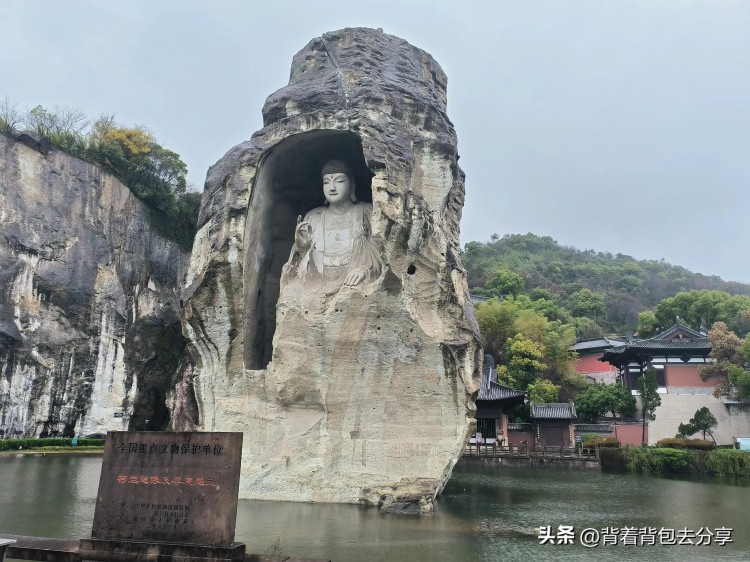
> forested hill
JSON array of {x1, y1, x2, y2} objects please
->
[{"x1": 463, "y1": 233, "x2": 750, "y2": 335}]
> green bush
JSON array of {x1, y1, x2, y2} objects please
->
[
  {"x1": 582, "y1": 436, "x2": 620, "y2": 448},
  {"x1": 598, "y1": 447, "x2": 626, "y2": 472},
  {"x1": 685, "y1": 439, "x2": 715, "y2": 450},
  {"x1": 0, "y1": 437, "x2": 105, "y2": 451},
  {"x1": 707, "y1": 449, "x2": 750, "y2": 478},
  {"x1": 622, "y1": 447, "x2": 690, "y2": 474},
  {"x1": 609, "y1": 447, "x2": 750, "y2": 478},
  {"x1": 687, "y1": 450, "x2": 710, "y2": 476},
  {"x1": 651, "y1": 449, "x2": 690, "y2": 473},
  {"x1": 657, "y1": 438, "x2": 715, "y2": 450}
]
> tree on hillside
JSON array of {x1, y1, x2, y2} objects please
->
[
  {"x1": 530, "y1": 297, "x2": 571, "y2": 323},
  {"x1": 677, "y1": 407, "x2": 718, "y2": 443},
  {"x1": 575, "y1": 384, "x2": 637, "y2": 422},
  {"x1": 636, "y1": 311, "x2": 659, "y2": 338},
  {"x1": 567, "y1": 289, "x2": 606, "y2": 321},
  {"x1": 497, "y1": 334, "x2": 546, "y2": 391},
  {"x1": 653, "y1": 291, "x2": 750, "y2": 336},
  {"x1": 558, "y1": 373, "x2": 590, "y2": 403},
  {"x1": 513, "y1": 308, "x2": 548, "y2": 346},
  {"x1": 698, "y1": 322, "x2": 750, "y2": 399},
  {"x1": 475, "y1": 298, "x2": 517, "y2": 362},
  {"x1": 485, "y1": 268, "x2": 525, "y2": 298},
  {"x1": 638, "y1": 368, "x2": 661, "y2": 445},
  {"x1": 527, "y1": 379, "x2": 560, "y2": 403},
  {"x1": 475, "y1": 297, "x2": 577, "y2": 383},
  {"x1": 92, "y1": 118, "x2": 187, "y2": 196},
  {"x1": 542, "y1": 322, "x2": 577, "y2": 381},
  {"x1": 570, "y1": 316, "x2": 605, "y2": 339}
]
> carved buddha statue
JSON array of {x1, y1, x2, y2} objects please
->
[{"x1": 282, "y1": 159, "x2": 383, "y2": 294}]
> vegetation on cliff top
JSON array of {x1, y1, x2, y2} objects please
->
[
  {"x1": 1, "y1": 98, "x2": 200, "y2": 251},
  {"x1": 464, "y1": 233, "x2": 750, "y2": 336}
]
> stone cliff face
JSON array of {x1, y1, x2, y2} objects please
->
[
  {"x1": 0, "y1": 134, "x2": 187, "y2": 438},
  {"x1": 177, "y1": 28, "x2": 481, "y2": 512}
]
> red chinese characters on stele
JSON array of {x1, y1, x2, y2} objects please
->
[{"x1": 116, "y1": 475, "x2": 217, "y2": 487}]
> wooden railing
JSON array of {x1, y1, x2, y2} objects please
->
[{"x1": 463, "y1": 443, "x2": 599, "y2": 461}]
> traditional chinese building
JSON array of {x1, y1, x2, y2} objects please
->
[
  {"x1": 600, "y1": 324, "x2": 711, "y2": 392},
  {"x1": 572, "y1": 337, "x2": 625, "y2": 384},
  {"x1": 530, "y1": 402, "x2": 577, "y2": 447},
  {"x1": 599, "y1": 323, "x2": 750, "y2": 444},
  {"x1": 473, "y1": 355, "x2": 525, "y2": 444}
]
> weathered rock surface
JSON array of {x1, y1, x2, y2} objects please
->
[
  {"x1": 0, "y1": 133, "x2": 187, "y2": 437},
  {"x1": 177, "y1": 27, "x2": 480, "y2": 511}
]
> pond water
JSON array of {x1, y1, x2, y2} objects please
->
[{"x1": 0, "y1": 456, "x2": 748, "y2": 561}]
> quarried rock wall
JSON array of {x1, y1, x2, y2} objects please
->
[{"x1": 0, "y1": 134, "x2": 187, "y2": 437}]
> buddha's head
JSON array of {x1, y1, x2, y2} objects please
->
[{"x1": 321, "y1": 159, "x2": 356, "y2": 204}]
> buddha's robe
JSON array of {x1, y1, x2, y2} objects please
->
[{"x1": 286, "y1": 202, "x2": 382, "y2": 295}]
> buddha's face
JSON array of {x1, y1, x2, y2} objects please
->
[{"x1": 322, "y1": 172, "x2": 353, "y2": 205}]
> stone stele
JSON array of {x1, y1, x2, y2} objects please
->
[{"x1": 175, "y1": 27, "x2": 481, "y2": 513}]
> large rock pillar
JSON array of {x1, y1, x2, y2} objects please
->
[{"x1": 177, "y1": 27, "x2": 481, "y2": 512}]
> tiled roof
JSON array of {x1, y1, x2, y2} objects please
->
[
  {"x1": 604, "y1": 339, "x2": 710, "y2": 353},
  {"x1": 602, "y1": 340, "x2": 711, "y2": 364},
  {"x1": 574, "y1": 424, "x2": 613, "y2": 433},
  {"x1": 574, "y1": 324, "x2": 708, "y2": 357},
  {"x1": 479, "y1": 382, "x2": 527, "y2": 401},
  {"x1": 572, "y1": 337, "x2": 626, "y2": 352},
  {"x1": 477, "y1": 355, "x2": 526, "y2": 402},
  {"x1": 530, "y1": 402, "x2": 577, "y2": 420},
  {"x1": 648, "y1": 323, "x2": 705, "y2": 341},
  {"x1": 599, "y1": 323, "x2": 711, "y2": 366}
]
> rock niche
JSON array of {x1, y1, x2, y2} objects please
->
[{"x1": 176, "y1": 27, "x2": 481, "y2": 512}]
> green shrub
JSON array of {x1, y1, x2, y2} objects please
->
[
  {"x1": 621, "y1": 447, "x2": 648, "y2": 473},
  {"x1": 707, "y1": 449, "x2": 750, "y2": 478},
  {"x1": 622, "y1": 447, "x2": 690, "y2": 474},
  {"x1": 578, "y1": 433, "x2": 602, "y2": 444},
  {"x1": 582, "y1": 436, "x2": 620, "y2": 448},
  {"x1": 657, "y1": 438, "x2": 686, "y2": 449},
  {"x1": 619, "y1": 448, "x2": 750, "y2": 478},
  {"x1": 687, "y1": 450, "x2": 710, "y2": 476},
  {"x1": 0, "y1": 437, "x2": 105, "y2": 451},
  {"x1": 598, "y1": 447, "x2": 626, "y2": 472},
  {"x1": 657, "y1": 438, "x2": 715, "y2": 450},
  {"x1": 685, "y1": 439, "x2": 716, "y2": 451},
  {"x1": 650, "y1": 449, "x2": 690, "y2": 473}
]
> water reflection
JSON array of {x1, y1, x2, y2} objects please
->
[
  {"x1": 0, "y1": 457, "x2": 748, "y2": 561},
  {"x1": 0, "y1": 456, "x2": 98, "y2": 539}
]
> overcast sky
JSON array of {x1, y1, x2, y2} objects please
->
[{"x1": 2, "y1": 1, "x2": 749, "y2": 282}]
